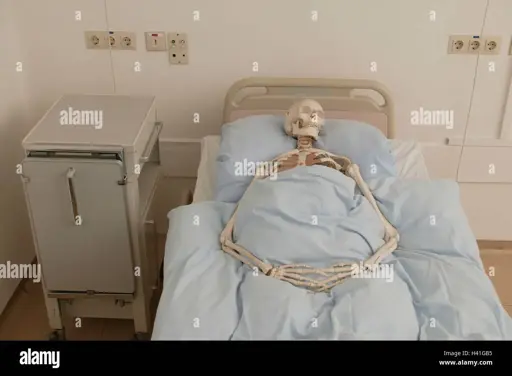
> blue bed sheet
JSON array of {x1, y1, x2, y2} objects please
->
[{"x1": 152, "y1": 166, "x2": 512, "y2": 340}]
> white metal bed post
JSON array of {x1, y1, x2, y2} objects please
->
[{"x1": 222, "y1": 77, "x2": 396, "y2": 139}]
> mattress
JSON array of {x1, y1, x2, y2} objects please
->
[{"x1": 193, "y1": 136, "x2": 430, "y2": 202}]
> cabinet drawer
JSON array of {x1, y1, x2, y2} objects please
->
[
  {"x1": 457, "y1": 147, "x2": 512, "y2": 183},
  {"x1": 480, "y1": 249, "x2": 512, "y2": 306}
]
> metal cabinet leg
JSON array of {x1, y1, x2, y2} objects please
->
[
  {"x1": 132, "y1": 299, "x2": 150, "y2": 333},
  {"x1": 132, "y1": 332, "x2": 150, "y2": 340},
  {"x1": 132, "y1": 280, "x2": 151, "y2": 335},
  {"x1": 44, "y1": 295, "x2": 66, "y2": 340},
  {"x1": 44, "y1": 295, "x2": 63, "y2": 330},
  {"x1": 48, "y1": 329, "x2": 66, "y2": 341}
]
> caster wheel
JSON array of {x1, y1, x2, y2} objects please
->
[
  {"x1": 133, "y1": 332, "x2": 149, "y2": 341},
  {"x1": 48, "y1": 329, "x2": 65, "y2": 341}
]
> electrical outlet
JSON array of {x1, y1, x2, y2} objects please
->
[
  {"x1": 168, "y1": 32, "x2": 188, "y2": 64},
  {"x1": 108, "y1": 31, "x2": 136, "y2": 50},
  {"x1": 145, "y1": 32, "x2": 167, "y2": 51},
  {"x1": 84, "y1": 31, "x2": 109, "y2": 49},
  {"x1": 467, "y1": 36, "x2": 482, "y2": 54},
  {"x1": 448, "y1": 35, "x2": 469, "y2": 54},
  {"x1": 481, "y1": 36, "x2": 501, "y2": 55}
]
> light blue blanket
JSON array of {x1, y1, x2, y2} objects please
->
[{"x1": 152, "y1": 166, "x2": 512, "y2": 340}]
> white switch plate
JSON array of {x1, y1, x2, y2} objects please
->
[
  {"x1": 84, "y1": 31, "x2": 109, "y2": 49},
  {"x1": 145, "y1": 32, "x2": 167, "y2": 51},
  {"x1": 168, "y1": 32, "x2": 188, "y2": 64},
  {"x1": 109, "y1": 31, "x2": 136, "y2": 50}
]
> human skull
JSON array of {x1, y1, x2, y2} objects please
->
[{"x1": 284, "y1": 99, "x2": 325, "y2": 140}]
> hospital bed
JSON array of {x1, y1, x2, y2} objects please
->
[{"x1": 152, "y1": 77, "x2": 512, "y2": 340}]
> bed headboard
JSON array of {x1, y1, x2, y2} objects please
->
[{"x1": 223, "y1": 77, "x2": 396, "y2": 138}]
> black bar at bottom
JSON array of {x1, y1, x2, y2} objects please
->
[{"x1": 0, "y1": 340, "x2": 507, "y2": 371}]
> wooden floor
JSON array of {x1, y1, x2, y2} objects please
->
[{"x1": 0, "y1": 240, "x2": 510, "y2": 340}]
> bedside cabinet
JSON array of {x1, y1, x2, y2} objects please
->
[{"x1": 20, "y1": 94, "x2": 163, "y2": 340}]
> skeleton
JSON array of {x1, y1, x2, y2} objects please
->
[{"x1": 219, "y1": 99, "x2": 400, "y2": 293}]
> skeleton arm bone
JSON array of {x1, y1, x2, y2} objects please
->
[
  {"x1": 320, "y1": 151, "x2": 398, "y2": 238},
  {"x1": 219, "y1": 151, "x2": 295, "y2": 274},
  {"x1": 318, "y1": 150, "x2": 400, "y2": 265},
  {"x1": 346, "y1": 163, "x2": 399, "y2": 265},
  {"x1": 346, "y1": 163, "x2": 399, "y2": 242},
  {"x1": 219, "y1": 172, "x2": 272, "y2": 273}
]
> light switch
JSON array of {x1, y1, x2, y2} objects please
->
[{"x1": 145, "y1": 32, "x2": 167, "y2": 51}]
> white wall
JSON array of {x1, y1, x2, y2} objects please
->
[
  {"x1": 13, "y1": 0, "x2": 512, "y2": 170},
  {"x1": 466, "y1": 0, "x2": 512, "y2": 140},
  {"x1": 2, "y1": 0, "x2": 512, "y2": 310},
  {"x1": 0, "y1": 0, "x2": 33, "y2": 313}
]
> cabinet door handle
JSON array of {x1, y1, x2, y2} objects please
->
[{"x1": 66, "y1": 168, "x2": 81, "y2": 225}]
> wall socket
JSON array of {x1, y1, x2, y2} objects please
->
[
  {"x1": 85, "y1": 31, "x2": 109, "y2": 49},
  {"x1": 467, "y1": 36, "x2": 482, "y2": 54},
  {"x1": 481, "y1": 36, "x2": 501, "y2": 55},
  {"x1": 85, "y1": 31, "x2": 136, "y2": 50},
  {"x1": 448, "y1": 35, "x2": 501, "y2": 55},
  {"x1": 108, "y1": 31, "x2": 136, "y2": 50},
  {"x1": 168, "y1": 32, "x2": 188, "y2": 64},
  {"x1": 448, "y1": 35, "x2": 470, "y2": 54}
]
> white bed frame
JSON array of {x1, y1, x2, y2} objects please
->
[
  {"x1": 222, "y1": 77, "x2": 396, "y2": 138},
  {"x1": 161, "y1": 76, "x2": 402, "y2": 180}
]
